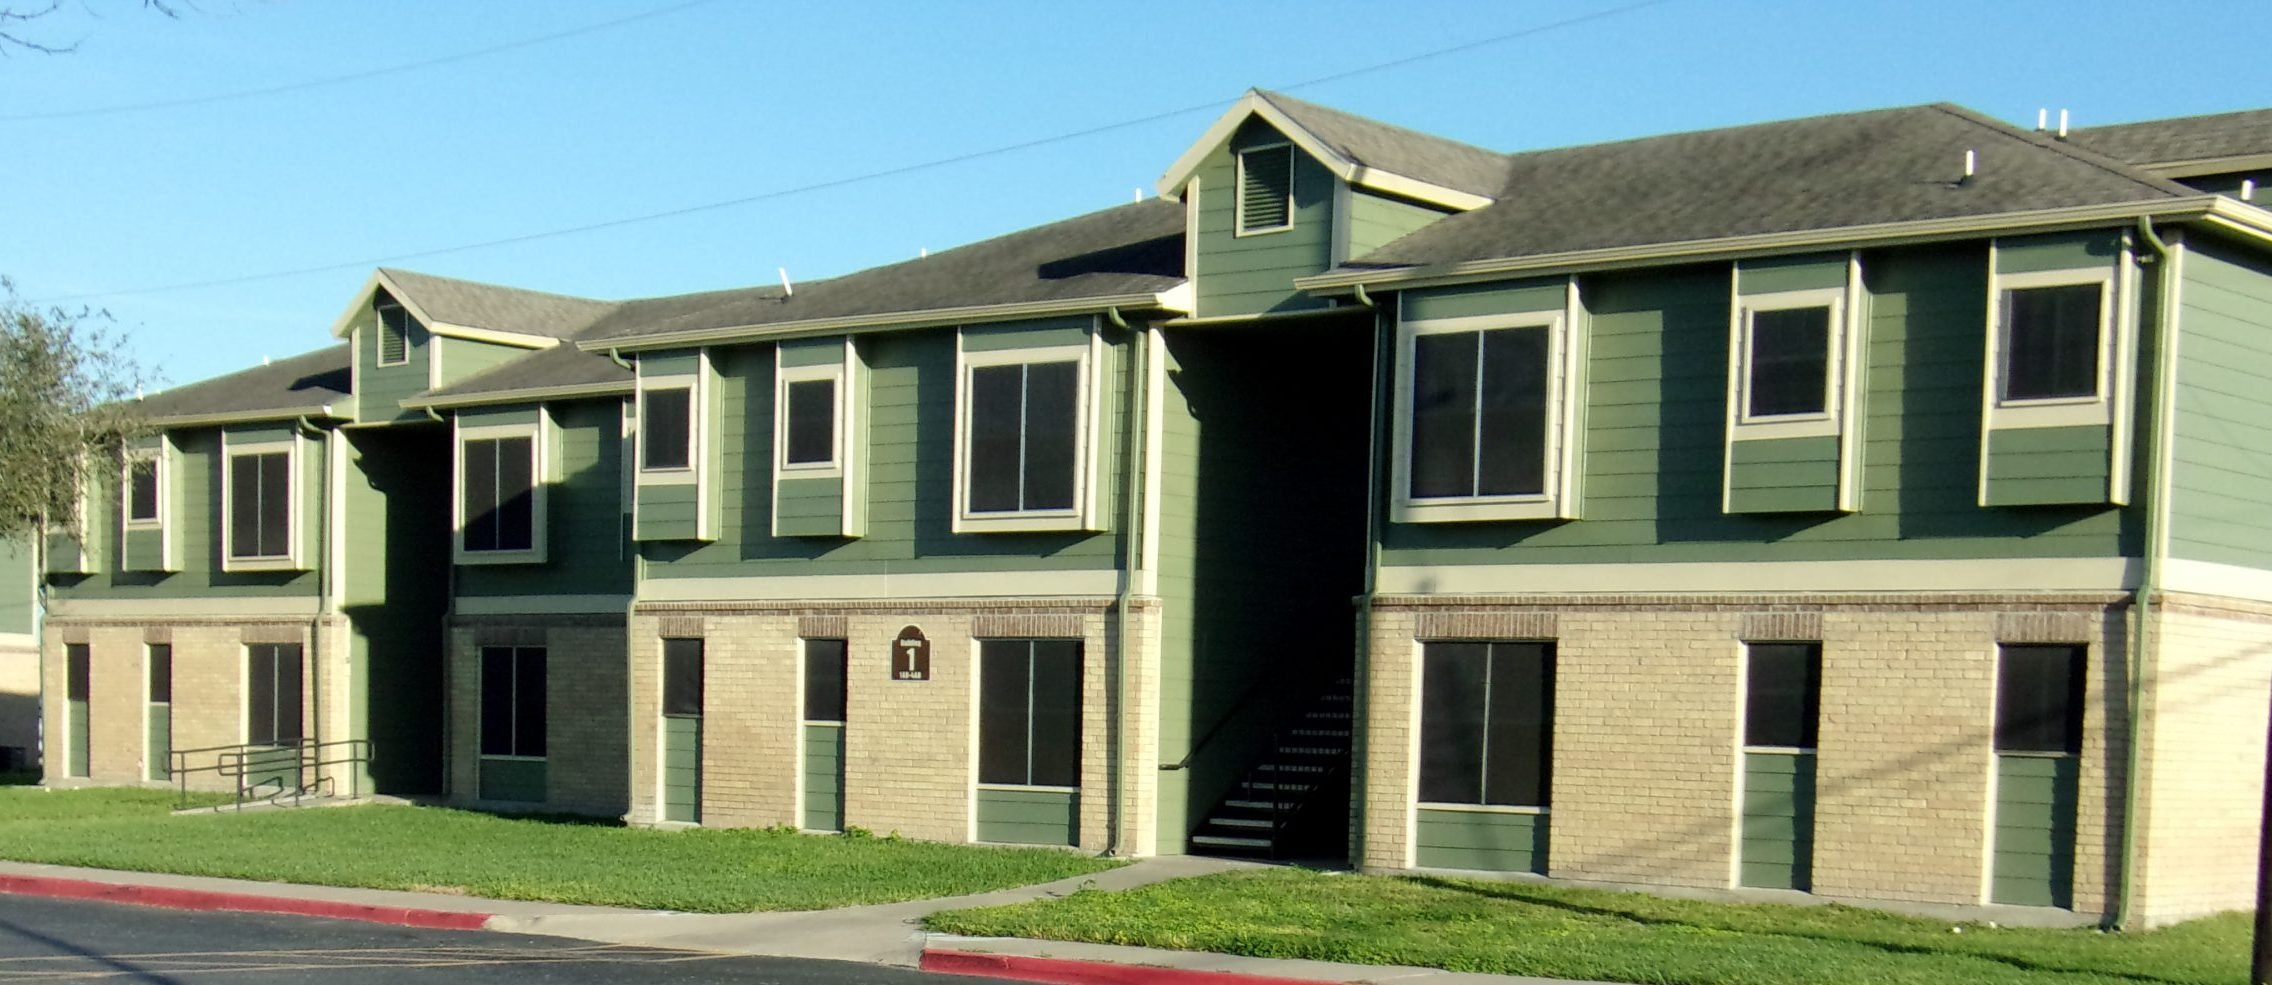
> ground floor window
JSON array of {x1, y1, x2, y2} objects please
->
[
  {"x1": 246, "y1": 643, "x2": 303, "y2": 747},
  {"x1": 1418, "y1": 641, "x2": 1553, "y2": 807},
  {"x1": 480, "y1": 646, "x2": 546, "y2": 759},
  {"x1": 977, "y1": 639, "x2": 1081, "y2": 788}
]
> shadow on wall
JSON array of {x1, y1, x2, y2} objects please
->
[{"x1": 0, "y1": 688, "x2": 38, "y2": 773}]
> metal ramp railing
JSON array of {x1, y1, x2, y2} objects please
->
[{"x1": 167, "y1": 738, "x2": 373, "y2": 811}]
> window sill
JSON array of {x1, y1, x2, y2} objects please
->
[
  {"x1": 977, "y1": 782, "x2": 1079, "y2": 794},
  {"x1": 455, "y1": 549, "x2": 549, "y2": 566},
  {"x1": 778, "y1": 462, "x2": 844, "y2": 479},
  {"x1": 222, "y1": 556, "x2": 304, "y2": 574},
  {"x1": 479, "y1": 754, "x2": 547, "y2": 763},
  {"x1": 637, "y1": 467, "x2": 697, "y2": 485},
  {"x1": 1988, "y1": 396, "x2": 2110, "y2": 429},
  {"x1": 956, "y1": 510, "x2": 1092, "y2": 534},
  {"x1": 1392, "y1": 496, "x2": 1561, "y2": 524},
  {"x1": 123, "y1": 519, "x2": 164, "y2": 531},
  {"x1": 1232, "y1": 223, "x2": 1293, "y2": 238},
  {"x1": 1416, "y1": 802, "x2": 1548, "y2": 815}
]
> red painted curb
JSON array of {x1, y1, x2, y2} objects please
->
[
  {"x1": 0, "y1": 874, "x2": 494, "y2": 931},
  {"x1": 922, "y1": 949, "x2": 1328, "y2": 985}
]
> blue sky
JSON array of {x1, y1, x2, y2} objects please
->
[{"x1": 2, "y1": 0, "x2": 2264, "y2": 389}]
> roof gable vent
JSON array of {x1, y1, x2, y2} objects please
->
[{"x1": 1236, "y1": 143, "x2": 1294, "y2": 234}]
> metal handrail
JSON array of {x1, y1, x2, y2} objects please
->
[{"x1": 169, "y1": 738, "x2": 373, "y2": 811}]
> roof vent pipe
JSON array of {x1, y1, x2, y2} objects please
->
[
  {"x1": 1961, "y1": 149, "x2": 1977, "y2": 184},
  {"x1": 2058, "y1": 109, "x2": 2070, "y2": 139},
  {"x1": 778, "y1": 267, "x2": 794, "y2": 298},
  {"x1": 2036, "y1": 108, "x2": 2048, "y2": 132},
  {"x1": 2244, "y1": 178, "x2": 2257, "y2": 203}
]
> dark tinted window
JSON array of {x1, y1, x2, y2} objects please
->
[
  {"x1": 248, "y1": 644, "x2": 303, "y2": 745},
  {"x1": 1419, "y1": 641, "x2": 1554, "y2": 807},
  {"x1": 1748, "y1": 306, "x2": 1831, "y2": 417},
  {"x1": 480, "y1": 645, "x2": 547, "y2": 758},
  {"x1": 978, "y1": 639, "x2": 1082, "y2": 787},
  {"x1": 229, "y1": 451, "x2": 292, "y2": 559},
  {"x1": 1410, "y1": 327, "x2": 1550, "y2": 500},
  {"x1": 2003, "y1": 284, "x2": 2101, "y2": 401},
  {"x1": 1475, "y1": 328, "x2": 1549, "y2": 496},
  {"x1": 662, "y1": 638, "x2": 704, "y2": 717},
  {"x1": 1745, "y1": 642, "x2": 1821, "y2": 748},
  {"x1": 65, "y1": 644, "x2": 88, "y2": 702},
  {"x1": 1022, "y1": 362, "x2": 1079, "y2": 511},
  {"x1": 127, "y1": 458, "x2": 159, "y2": 522},
  {"x1": 462, "y1": 436, "x2": 535, "y2": 553},
  {"x1": 1409, "y1": 332, "x2": 1478, "y2": 500},
  {"x1": 642, "y1": 388, "x2": 693, "y2": 471},
  {"x1": 783, "y1": 379, "x2": 836, "y2": 466},
  {"x1": 803, "y1": 639, "x2": 847, "y2": 722},
  {"x1": 966, "y1": 361, "x2": 1081, "y2": 514},
  {"x1": 1997, "y1": 644, "x2": 2085, "y2": 754},
  {"x1": 147, "y1": 644, "x2": 171, "y2": 704},
  {"x1": 967, "y1": 365, "x2": 1023, "y2": 512}
]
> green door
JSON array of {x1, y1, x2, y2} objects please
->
[
  {"x1": 661, "y1": 638, "x2": 703, "y2": 824},
  {"x1": 802, "y1": 639, "x2": 847, "y2": 832},
  {"x1": 64, "y1": 644, "x2": 89, "y2": 778},
  {"x1": 147, "y1": 644, "x2": 172, "y2": 782},
  {"x1": 1991, "y1": 645, "x2": 2084, "y2": 908}
]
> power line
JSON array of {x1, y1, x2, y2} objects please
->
[
  {"x1": 32, "y1": 0, "x2": 1677, "y2": 304},
  {"x1": 0, "y1": 0, "x2": 723, "y2": 122}
]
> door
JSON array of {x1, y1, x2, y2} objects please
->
[
  {"x1": 146, "y1": 644, "x2": 172, "y2": 781},
  {"x1": 64, "y1": 644, "x2": 89, "y2": 778},
  {"x1": 801, "y1": 639, "x2": 847, "y2": 832},
  {"x1": 244, "y1": 643, "x2": 305, "y2": 793},
  {"x1": 660, "y1": 638, "x2": 703, "y2": 823}
]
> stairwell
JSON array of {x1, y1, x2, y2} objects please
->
[{"x1": 1188, "y1": 676, "x2": 1353, "y2": 859}]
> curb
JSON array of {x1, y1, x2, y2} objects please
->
[
  {"x1": 0, "y1": 874, "x2": 495, "y2": 931},
  {"x1": 922, "y1": 949, "x2": 1327, "y2": 985}
]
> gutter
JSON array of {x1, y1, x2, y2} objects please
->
[
  {"x1": 2118, "y1": 217, "x2": 2181, "y2": 930},
  {"x1": 576, "y1": 293, "x2": 1175, "y2": 355},
  {"x1": 402, "y1": 381, "x2": 635, "y2": 412},
  {"x1": 144, "y1": 407, "x2": 354, "y2": 430}
]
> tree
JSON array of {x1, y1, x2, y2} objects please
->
[
  {"x1": 0, "y1": 278, "x2": 151, "y2": 549},
  {"x1": 1, "y1": 1, "x2": 177, "y2": 56}
]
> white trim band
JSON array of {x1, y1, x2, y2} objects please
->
[
  {"x1": 1375, "y1": 557, "x2": 2136, "y2": 595},
  {"x1": 637, "y1": 569, "x2": 1124, "y2": 602}
]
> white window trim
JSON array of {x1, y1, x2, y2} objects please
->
[
  {"x1": 635, "y1": 374, "x2": 702, "y2": 486},
  {"x1": 951, "y1": 331, "x2": 1103, "y2": 534},
  {"x1": 375, "y1": 302, "x2": 411, "y2": 368},
  {"x1": 1232, "y1": 142, "x2": 1295, "y2": 238},
  {"x1": 774, "y1": 346, "x2": 849, "y2": 479},
  {"x1": 1390, "y1": 283, "x2": 1584, "y2": 524},
  {"x1": 453, "y1": 411, "x2": 552, "y2": 566},
  {"x1": 1726, "y1": 285, "x2": 1849, "y2": 440},
  {"x1": 119, "y1": 436, "x2": 178, "y2": 573},
  {"x1": 219, "y1": 433, "x2": 304, "y2": 573},
  {"x1": 1981, "y1": 259, "x2": 2121, "y2": 430}
]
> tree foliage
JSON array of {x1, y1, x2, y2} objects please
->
[
  {"x1": 0, "y1": 1, "x2": 177, "y2": 56},
  {"x1": 0, "y1": 278, "x2": 150, "y2": 545}
]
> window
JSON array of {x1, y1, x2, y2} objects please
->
[
  {"x1": 784, "y1": 380, "x2": 836, "y2": 466},
  {"x1": 246, "y1": 643, "x2": 304, "y2": 747},
  {"x1": 662, "y1": 638, "x2": 704, "y2": 718},
  {"x1": 223, "y1": 438, "x2": 297, "y2": 568},
  {"x1": 1746, "y1": 306, "x2": 1832, "y2": 419},
  {"x1": 776, "y1": 347, "x2": 848, "y2": 473},
  {"x1": 125, "y1": 456, "x2": 160, "y2": 525},
  {"x1": 459, "y1": 430, "x2": 539, "y2": 557},
  {"x1": 1744, "y1": 643, "x2": 1820, "y2": 749},
  {"x1": 956, "y1": 336, "x2": 1096, "y2": 533},
  {"x1": 642, "y1": 387, "x2": 693, "y2": 471},
  {"x1": 1235, "y1": 143, "x2": 1294, "y2": 235},
  {"x1": 376, "y1": 302, "x2": 413, "y2": 367},
  {"x1": 804, "y1": 639, "x2": 847, "y2": 723},
  {"x1": 978, "y1": 639, "x2": 1081, "y2": 788},
  {"x1": 1394, "y1": 303, "x2": 1580, "y2": 523},
  {"x1": 147, "y1": 644, "x2": 172, "y2": 705},
  {"x1": 480, "y1": 646, "x2": 546, "y2": 758},
  {"x1": 1996, "y1": 644, "x2": 2085, "y2": 755},
  {"x1": 2000, "y1": 284, "x2": 2103, "y2": 402},
  {"x1": 1419, "y1": 641, "x2": 1554, "y2": 807}
]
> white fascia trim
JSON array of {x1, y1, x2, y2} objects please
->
[
  {"x1": 1138, "y1": 327, "x2": 1165, "y2": 596},
  {"x1": 1153, "y1": 91, "x2": 1494, "y2": 211},
  {"x1": 1374, "y1": 557, "x2": 2136, "y2": 596},
  {"x1": 145, "y1": 407, "x2": 349, "y2": 430},
  {"x1": 2138, "y1": 152, "x2": 2272, "y2": 179},
  {"x1": 951, "y1": 331, "x2": 1103, "y2": 534},
  {"x1": 218, "y1": 432, "x2": 306, "y2": 573},
  {"x1": 576, "y1": 293, "x2": 1168, "y2": 354},
  {"x1": 425, "y1": 322, "x2": 561, "y2": 350},
  {"x1": 452, "y1": 411, "x2": 551, "y2": 566},
  {"x1": 454, "y1": 594, "x2": 633, "y2": 616},
  {"x1": 1296, "y1": 197, "x2": 2228, "y2": 294},
  {"x1": 637, "y1": 569, "x2": 1124, "y2": 602},
  {"x1": 403, "y1": 381, "x2": 635, "y2": 411},
  {"x1": 45, "y1": 596, "x2": 324, "y2": 619},
  {"x1": 1389, "y1": 298, "x2": 1578, "y2": 524},
  {"x1": 328, "y1": 271, "x2": 412, "y2": 340}
]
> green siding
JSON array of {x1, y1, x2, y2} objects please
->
[
  {"x1": 339, "y1": 427, "x2": 452, "y2": 796},
  {"x1": 455, "y1": 399, "x2": 633, "y2": 598},
  {"x1": 479, "y1": 758, "x2": 546, "y2": 803},
  {"x1": 458, "y1": 405, "x2": 541, "y2": 429},
  {"x1": 147, "y1": 703, "x2": 171, "y2": 781},
  {"x1": 662, "y1": 715, "x2": 701, "y2": 823},
  {"x1": 1995, "y1": 230, "x2": 2123, "y2": 275},
  {"x1": 976, "y1": 787, "x2": 1076, "y2": 846},
  {"x1": 121, "y1": 527, "x2": 167, "y2": 572},
  {"x1": 1414, "y1": 808, "x2": 1547, "y2": 873},
  {"x1": 802, "y1": 723, "x2": 844, "y2": 832},
  {"x1": 1991, "y1": 754, "x2": 2079, "y2": 908},
  {"x1": 1739, "y1": 752, "x2": 1816, "y2": 890},
  {"x1": 1726, "y1": 436, "x2": 1840, "y2": 514},
  {"x1": 962, "y1": 318, "x2": 1092, "y2": 351},
  {"x1": 2170, "y1": 238, "x2": 2272, "y2": 570},
  {"x1": 1404, "y1": 277, "x2": 1564, "y2": 322},
  {"x1": 1379, "y1": 245, "x2": 2143, "y2": 569},
  {"x1": 775, "y1": 476, "x2": 844, "y2": 538},
  {"x1": 1192, "y1": 119, "x2": 1336, "y2": 318},
  {"x1": 351, "y1": 297, "x2": 434, "y2": 426},
  {"x1": 642, "y1": 352, "x2": 703, "y2": 376},
  {"x1": 1982, "y1": 425, "x2": 2111, "y2": 506},
  {"x1": 635, "y1": 483, "x2": 703, "y2": 542},
  {"x1": 640, "y1": 329, "x2": 1127, "y2": 583},
  {"x1": 1738, "y1": 253, "x2": 1847, "y2": 295},
  {"x1": 434, "y1": 337, "x2": 537, "y2": 389},
  {"x1": 777, "y1": 338, "x2": 844, "y2": 368},
  {"x1": 1345, "y1": 190, "x2": 1448, "y2": 259}
]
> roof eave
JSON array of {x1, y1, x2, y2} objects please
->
[
  {"x1": 1295, "y1": 197, "x2": 2234, "y2": 295},
  {"x1": 403, "y1": 380, "x2": 634, "y2": 411},
  {"x1": 426, "y1": 322, "x2": 564, "y2": 350},
  {"x1": 577, "y1": 289, "x2": 1188, "y2": 354},
  {"x1": 143, "y1": 404, "x2": 354, "y2": 429},
  {"x1": 1153, "y1": 92, "x2": 1493, "y2": 211},
  {"x1": 2130, "y1": 151, "x2": 2272, "y2": 179}
]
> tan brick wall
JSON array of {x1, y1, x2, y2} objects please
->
[
  {"x1": 446, "y1": 617, "x2": 629, "y2": 817},
  {"x1": 1359, "y1": 594, "x2": 2128, "y2": 917},
  {"x1": 2131, "y1": 598, "x2": 2272, "y2": 926},
  {"x1": 625, "y1": 598, "x2": 1158, "y2": 854}
]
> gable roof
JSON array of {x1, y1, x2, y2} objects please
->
[
  {"x1": 576, "y1": 198, "x2": 1185, "y2": 350},
  {"x1": 2069, "y1": 107, "x2": 2272, "y2": 173},
  {"x1": 1307, "y1": 103, "x2": 2205, "y2": 283},
  {"x1": 1157, "y1": 89, "x2": 1502, "y2": 209},
  {"x1": 327, "y1": 268, "x2": 617, "y2": 345},
  {"x1": 137, "y1": 344, "x2": 352, "y2": 426}
]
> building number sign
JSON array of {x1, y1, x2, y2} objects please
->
[{"x1": 893, "y1": 626, "x2": 931, "y2": 682}]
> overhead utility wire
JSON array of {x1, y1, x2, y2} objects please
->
[
  {"x1": 0, "y1": 0, "x2": 724, "y2": 121},
  {"x1": 32, "y1": 0, "x2": 1676, "y2": 304}
]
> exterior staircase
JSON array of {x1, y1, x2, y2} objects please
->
[{"x1": 1188, "y1": 676, "x2": 1353, "y2": 858}]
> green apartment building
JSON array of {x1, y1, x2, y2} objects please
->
[{"x1": 35, "y1": 92, "x2": 2272, "y2": 927}]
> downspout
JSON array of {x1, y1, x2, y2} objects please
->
[
  {"x1": 2119, "y1": 217, "x2": 2176, "y2": 930},
  {"x1": 295, "y1": 416, "x2": 333, "y2": 794},
  {"x1": 1351, "y1": 286, "x2": 1384, "y2": 867},
  {"x1": 1105, "y1": 306, "x2": 1144, "y2": 857},
  {"x1": 606, "y1": 348, "x2": 633, "y2": 371}
]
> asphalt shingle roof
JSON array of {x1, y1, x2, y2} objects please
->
[
  {"x1": 138, "y1": 344, "x2": 351, "y2": 423},
  {"x1": 1333, "y1": 103, "x2": 2196, "y2": 272},
  {"x1": 1254, "y1": 89, "x2": 1509, "y2": 200},
  {"x1": 410, "y1": 341, "x2": 631, "y2": 405},
  {"x1": 2069, "y1": 107, "x2": 2272, "y2": 166},
  {"x1": 378, "y1": 268, "x2": 617, "y2": 341}
]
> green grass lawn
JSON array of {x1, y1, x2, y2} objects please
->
[
  {"x1": 0, "y1": 787, "x2": 1120, "y2": 913},
  {"x1": 925, "y1": 868, "x2": 2248, "y2": 985}
]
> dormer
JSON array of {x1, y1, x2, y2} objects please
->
[
  {"x1": 328, "y1": 269, "x2": 614, "y2": 426},
  {"x1": 1157, "y1": 89, "x2": 1503, "y2": 320}
]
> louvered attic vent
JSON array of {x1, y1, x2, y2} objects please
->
[
  {"x1": 377, "y1": 302, "x2": 411, "y2": 366},
  {"x1": 1237, "y1": 144, "x2": 1294, "y2": 234}
]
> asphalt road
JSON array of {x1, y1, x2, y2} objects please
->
[{"x1": 0, "y1": 895, "x2": 1015, "y2": 984}]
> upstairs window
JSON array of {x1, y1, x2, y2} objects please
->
[
  {"x1": 376, "y1": 302, "x2": 412, "y2": 367},
  {"x1": 459, "y1": 424, "x2": 541, "y2": 559},
  {"x1": 784, "y1": 379, "x2": 836, "y2": 467},
  {"x1": 776, "y1": 347, "x2": 848, "y2": 474},
  {"x1": 223, "y1": 436, "x2": 299, "y2": 569},
  {"x1": 1408, "y1": 322, "x2": 1550, "y2": 500},
  {"x1": 1235, "y1": 143, "x2": 1294, "y2": 235},
  {"x1": 2000, "y1": 283, "x2": 2103, "y2": 402},
  {"x1": 956, "y1": 334, "x2": 1097, "y2": 533},
  {"x1": 1745, "y1": 305, "x2": 1833, "y2": 419},
  {"x1": 641, "y1": 386, "x2": 693, "y2": 471}
]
